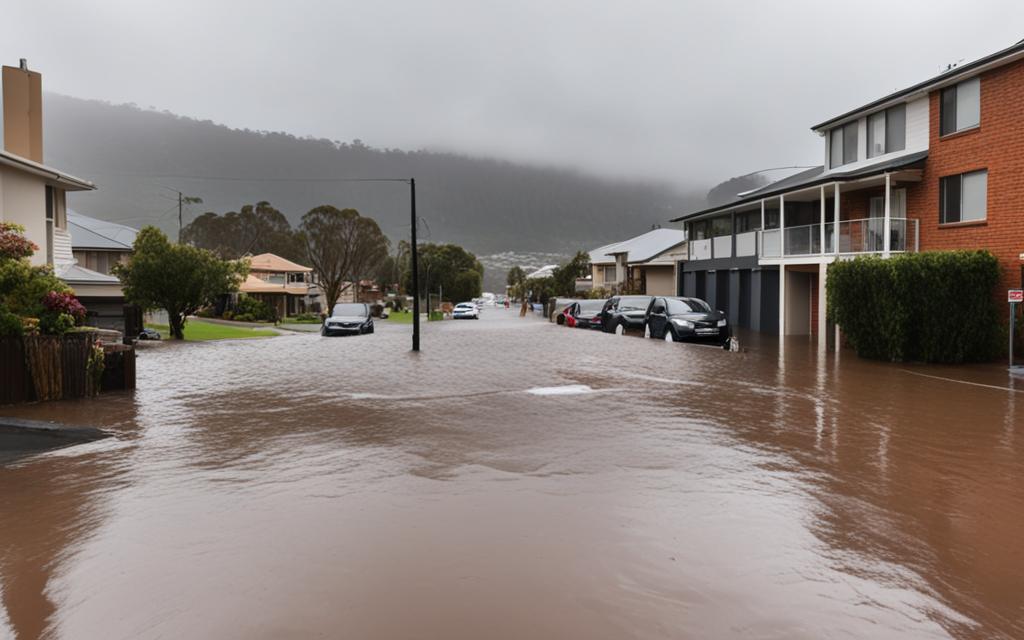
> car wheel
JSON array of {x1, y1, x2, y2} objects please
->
[
  {"x1": 614, "y1": 322, "x2": 626, "y2": 336},
  {"x1": 664, "y1": 328, "x2": 675, "y2": 342}
]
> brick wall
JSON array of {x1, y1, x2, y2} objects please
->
[{"x1": 915, "y1": 58, "x2": 1024, "y2": 313}]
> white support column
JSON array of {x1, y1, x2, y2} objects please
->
[
  {"x1": 818, "y1": 263, "x2": 828, "y2": 352},
  {"x1": 819, "y1": 185, "x2": 826, "y2": 254},
  {"x1": 759, "y1": 199, "x2": 766, "y2": 256},
  {"x1": 833, "y1": 182, "x2": 840, "y2": 256},
  {"x1": 883, "y1": 172, "x2": 892, "y2": 257},
  {"x1": 779, "y1": 194, "x2": 786, "y2": 257},
  {"x1": 778, "y1": 265, "x2": 786, "y2": 338}
]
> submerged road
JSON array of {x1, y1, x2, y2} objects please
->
[{"x1": 1, "y1": 308, "x2": 1022, "y2": 639}]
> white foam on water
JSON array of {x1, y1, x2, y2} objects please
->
[{"x1": 526, "y1": 385, "x2": 595, "y2": 396}]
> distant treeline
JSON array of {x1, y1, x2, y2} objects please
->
[{"x1": 44, "y1": 94, "x2": 708, "y2": 257}]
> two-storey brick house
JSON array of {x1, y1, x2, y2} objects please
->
[{"x1": 673, "y1": 39, "x2": 1024, "y2": 344}]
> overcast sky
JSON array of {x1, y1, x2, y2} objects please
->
[{"x1": 3, "y1": 0, "x2": 1023, "y2": 187}]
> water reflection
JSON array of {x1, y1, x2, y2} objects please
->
[{"x1": 0, "y1": 312, "x2": 1021, "y2": 638}]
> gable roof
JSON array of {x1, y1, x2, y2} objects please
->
[
  {"x1": 589, "y1": 228, "x2": 686, "y2": 265},
  {"x1": 247, "y1": 253, "x2": 312, "y2": 273},
  {"x1": 812, "y1": 38, "x2": 1024, "y2": 131},
  {"x1": 67, "y1": 210, "x2": 138, "y2": 250}
]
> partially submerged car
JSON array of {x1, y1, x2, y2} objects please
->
[
  {"x1": 565, "y1": 299, "x2": 607, "y2": 329},
  {"x1": 322, "y1": 303, "x2": 374, "y2": 336},
  {"x1": 452, "y1": 302, "x2": 480, "y2": 319},
  {"x1": 600, "y1": 295, "x2": 653, "y2": 334},
  {"x1": 644, "y1": 296, "x2": 729, "y2": 344}
]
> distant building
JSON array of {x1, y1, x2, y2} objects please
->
[
  {"x1": 238, "y1": 253, "x2": 319, "y2": 317},
  {"x1": 589, "y1": 228, "x2": 687, "y2": 295},
  {"x1": 525, "y1": 264, "x2": 558, "y2": 280}
]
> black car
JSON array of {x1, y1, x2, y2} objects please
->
[
  {"x1": 322, "y1": 303, "x2": 374, "y2": 336},
  {"x1": 600, "y1": 295, "x2": 653, "y2": 334},
  {"x1": 644, "y1": 296, "x2": 729, "y2": 344},
  {"x1": 565, "y1": 299, "x2": 607, "y2": 329}
]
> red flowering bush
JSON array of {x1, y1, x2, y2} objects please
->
[
  {"x1": 42, "y1": 291, "x2": 87, "y2": 323},
  {"x1": 0, "y1": 222, "x2": 38, "y2": 260},
  {"x1": 38, "y1": 291, "x2": 87, "y2": 335}
]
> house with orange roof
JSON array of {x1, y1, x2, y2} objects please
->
[{"x1": 238, "y1": 252, "x2": 320, "y2": 317}]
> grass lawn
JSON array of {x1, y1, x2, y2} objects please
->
[
  {"x1": 382, "y1": 310, "x2": 415, "y2": 324},
  {"x1": 146, "y1": 320, "x2": 278, "y2": 341}
]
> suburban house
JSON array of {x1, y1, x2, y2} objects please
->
[
  {"x1": 589, "y1": 228, "x2": 687, "y2": 295},
  {"x1": 673, "y1": 38, "x2": 1024, "y2": 342},
  {"x1": 0, "y1": 62, "x2": 138, "y2": 331},
  {"x1": 64, "y1": 210, "x2": 139, "y2": 331},
  {"x1": 238, "y1": 252, "x2": 320, "y2": 317}
]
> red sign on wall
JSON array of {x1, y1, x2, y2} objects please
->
[{"x1": 1010, "y1": 290, "x2": 1024, "y2": 304}]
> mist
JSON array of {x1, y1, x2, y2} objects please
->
[{"x1": 4, "y1": 0, "x2": 1024, "y2": 188}]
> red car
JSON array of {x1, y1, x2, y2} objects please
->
[{"x1": 564, "y1": 299, "x2": 607, "y2": 329}]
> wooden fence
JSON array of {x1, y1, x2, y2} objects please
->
[{"x1": 0, "y1": 334, "x2": 136, "y2": 405}]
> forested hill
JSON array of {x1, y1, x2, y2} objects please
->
[{"x1": 43, "y1": 94, "x2": 705, "y2": 255}]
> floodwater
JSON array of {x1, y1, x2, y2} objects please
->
[{"x1": 1, "y1": 309, "x2": 1022, "y2": 639}]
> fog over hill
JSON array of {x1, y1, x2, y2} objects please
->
[{"x1": 45, "y1": 94, "x2": 707, "y2": 274}]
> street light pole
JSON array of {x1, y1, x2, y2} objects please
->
[{"x1": 410, "y1": 178, "x2": 420, "y2": 352}]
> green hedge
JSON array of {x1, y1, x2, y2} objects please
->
[{"x1": 827, "y1": 250, "x2": 1002, "y2": 363}]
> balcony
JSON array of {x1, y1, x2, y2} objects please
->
[
  {"x1": 690, "y1": 238, "x2": 712, "y2": 260},
  {"x1": 759, "y1": 217, "x2": 919, "y2": 258}
]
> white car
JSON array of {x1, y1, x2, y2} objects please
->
[{"x1": 453, "y1": 302, "x2": 480, "y2": 319}]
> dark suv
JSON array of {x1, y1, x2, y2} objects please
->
[
  {"x1": 644, "y1": 296, "x2": 729, "y2": 344},
  {"x1": 600, "y1": 295, "x2": 653, "y2": 334}
]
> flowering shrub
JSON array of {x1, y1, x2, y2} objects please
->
[
  {"x1": 0, "y1": 222, "x2": 38, "y2": 260},
  {"x1": 42, "y1": 291, "x2": 87, "y2": 324}
]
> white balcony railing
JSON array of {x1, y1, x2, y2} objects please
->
[
  {"x1": 735, "y1": 231, "x2": 757, "y2": 257},
  {"x1": 713, "y1": 235, "x2": 732, "y2": 259},
  {"x1": 760, "y1": 229, "x2": 781, "y2": 258},
  {"x1": 690, "y1": 238, "x2": 712, "y2": 260},
  {"x1": 758, "y1": 217, "x2": 919, "y2": 258}
]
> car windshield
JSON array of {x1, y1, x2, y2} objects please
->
[
  {"x1": 578, "y1": 300, "x2": 605, "y2": 312},
  {"x1": 455, "y1": 303, "x2": 473, "y2": 309},
  {"x1": 332, "y1": 304, "x2": 367, "y2": 317},
  {"x1": 617, "y1": 296, "x2": 651, "y2": 311},
  {"x1": 667, "y1": 298, "x2": 711, "y2": 314}
]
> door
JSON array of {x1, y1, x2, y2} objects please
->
[{"x1": 648, "y1": 298, "x2": 668, "y2": 338}]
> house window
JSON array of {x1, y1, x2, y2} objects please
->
[
  {"x1": 843, "y1": 122, "x2": 858, "y2": 165},
  {"x1": 711, "y1": 216, "x2": 732, "y2": 237},
  {"x1": 940, "y1": 170, "x2": 987, "y2": 224},
  {"x1": 867, "y1": 105, "x2": 907, "y2": 158},
  {"x1": 830, "y1": 129, "x2": 843, "y2": 168},
  {"x1": 735, "y1": 211, "x2": 761, "y2": 233},
  {"x1": 940, "y1": 77, "x2": 980, "y2": 136},
  {"x1": 830, "y1": 121, "x2": 859, "y2": 167},
  {"x1": 603, "y1": 266, "x2": 617, "y2": 282},
  {"x1": 689, "y1": 220, "x2": 710, "y2": 240}
]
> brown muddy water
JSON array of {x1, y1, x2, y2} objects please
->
[{"x1": 1, "y1": 309, "x2": 1022, "y2": 639}]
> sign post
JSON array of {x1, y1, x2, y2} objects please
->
[{"x1": 1009, "y1": 289, "x2": 1023, "y2": 369}]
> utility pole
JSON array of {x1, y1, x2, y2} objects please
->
[
  {"x1": 410, "y1": 178, "x2": 420, "y2": 352},
  {"x1": 177, "y1": 191, "x2": 183, "y2": 243}
]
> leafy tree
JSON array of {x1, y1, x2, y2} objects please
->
[
  {"x1": 183, "y1": 201, "x2": 303, "y2": 261},
  {"x1": 114, "y1": 226, "x2": 248, "y2": 339},
  {"x1": 405, "y1": 243, "x2": 483, "y2": 304},
  {"x1": 300, "y1": 206, "x2": 389, "y2": 309},
  {"x1": 374, "y1": 239, "x2": 409, "y2": 294},
  {"x1": 550, "y1": 251, "x2": 591, "y2": 297}
]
